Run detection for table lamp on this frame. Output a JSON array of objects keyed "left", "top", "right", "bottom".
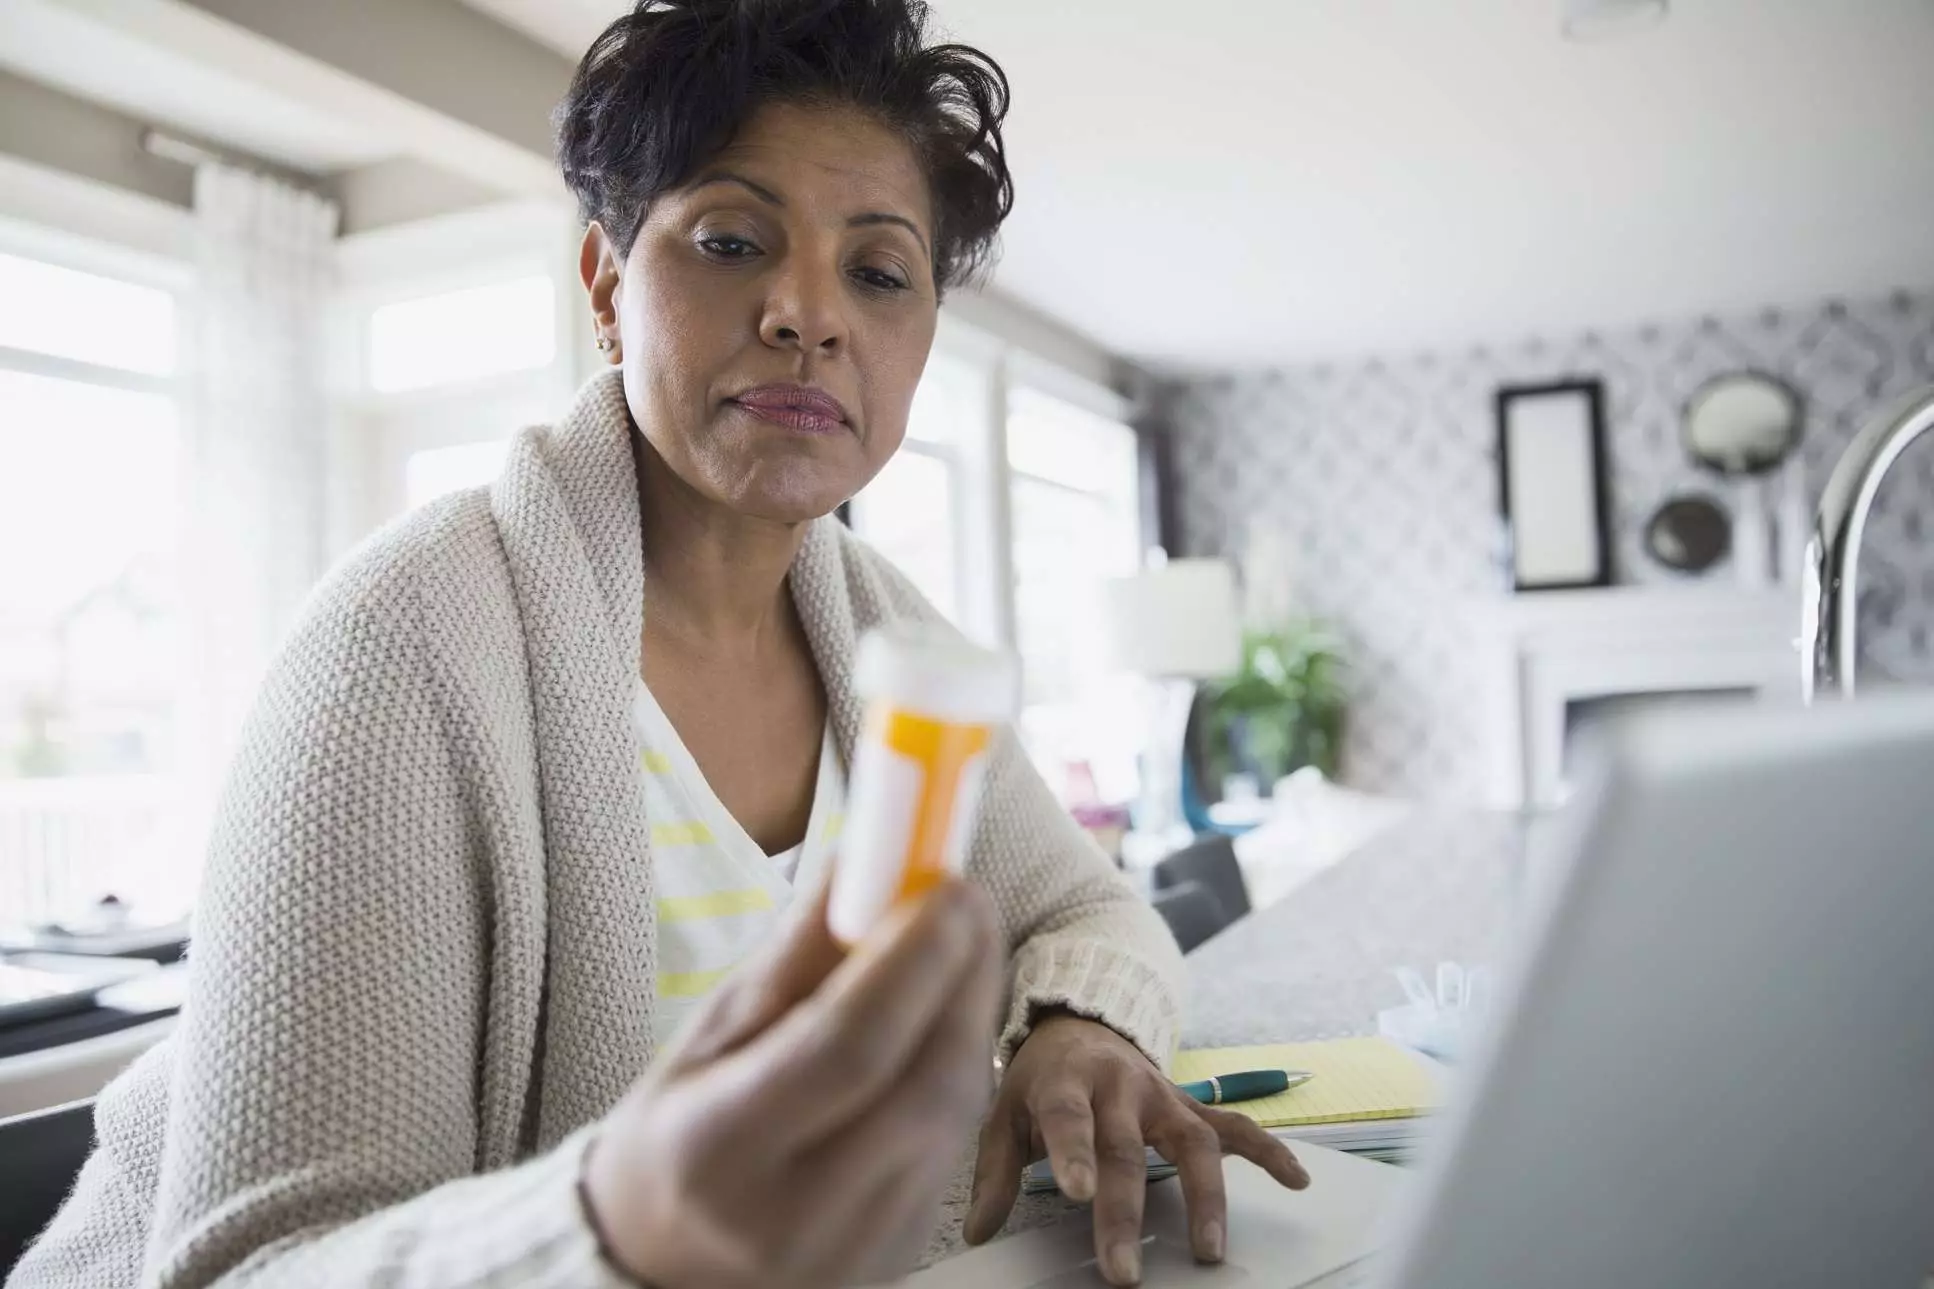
[{"left": 1099, "top": 558, "right": 1242, "bottom": 860}]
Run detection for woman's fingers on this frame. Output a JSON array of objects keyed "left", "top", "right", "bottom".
[
  {"left": 1200, "top": 1106, "right": 1311, "bottom": 1190},
  {"left": 972, "top": 1026, "right": 1115, "bottom": 1246},
  {"left": 1030, "top": 1077, "right": 1100, "bottom": 1202},
  {"left": 831, "top": 1121, "right": 978, "bottom": 1286},
  {"left": 964, "top": 1108, "right": 1028, "bottom": 1245},
  {"left": 602, "top": 878, "right": 1000, "bottom": 1289},
  {"left": 1147, "top": 1110, "right": 1228, "bottom": 1263},
  {"left": 739, "top": 880, "right": 999, "bottom": 1149},
  {"left": 1090, "top": 1101, "right": 1152, "bottom": 1286},
  {"left": 796, "top": 903, "right": 1003, "bottom": 1273}
]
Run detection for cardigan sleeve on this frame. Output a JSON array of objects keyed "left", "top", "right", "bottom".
[
  {"left": 973, "top": 725, "right": 1185, "bottom": 1070},
  {"left": 830, "top": 530, "right": 1185, "bottom": 1070},
  {"left": 10, "top": 525, "right": 627, "bottom": 1289}
]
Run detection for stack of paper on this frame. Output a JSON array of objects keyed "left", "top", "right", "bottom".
[
  {"left": 1021, "top": 1037, "right": 1440, "bottom": 1193},
  {"left": 1173, "top": 1037, "right": 1442, "bottom": 1163}
]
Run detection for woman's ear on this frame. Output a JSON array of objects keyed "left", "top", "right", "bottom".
[{"left": 580, "top": 220, "right": 624, "bottom": 363}]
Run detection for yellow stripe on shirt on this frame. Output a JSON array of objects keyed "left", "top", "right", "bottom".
[
  {"left": 658, "top": 888, "right": 775, "bottom": 923},
  {"left": 640, "top": 749, "right": 674, "bottom": 775},
  {"left": 658, "top": 966, "right": 735, "bottom": 998},
  {"left": 651, "top": 820, "right": 715, "bottom": 847}
]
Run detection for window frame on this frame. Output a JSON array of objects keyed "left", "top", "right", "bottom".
[
  {"left": 854, "top": 314, "right": 1148, "bottom": 655},
  {"left": 330, "top": 202, "right": 587, "bottom": 541},
  {"left": 0, "top": 215, "right": 189, "bottom": 399},
  {"left": 0, "top": 160, "right": 195, "bottom": 299},
  {"left": 363, "top": 271, "right": 560, "bottom": 397},
  {"left": 0, "top": 341, "right": 175, "bottom": 399},
  {"left": 333, "top": 200, "right": 587, "bottom": 408},
  {"left": 1001, "top": 376, "right": 1147, "bottom": 784},
  {"left": 847, "top": 341, "right": 1000, "bottom": 630}
]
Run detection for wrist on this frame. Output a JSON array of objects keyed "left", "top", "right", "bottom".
[
  {"left": 1016, "top": 1007, "right": 1104, "bottom": 1052},
  {"left": 1016, "top": 1007, "right": 1154, "bottom": 1066}
]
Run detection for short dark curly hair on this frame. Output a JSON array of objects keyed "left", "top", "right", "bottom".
[{"left": 555, "top": 0, "right": 1013, "bottom": 294}]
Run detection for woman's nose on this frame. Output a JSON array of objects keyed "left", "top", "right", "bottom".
[{"left": 759, "top": 261, "right": 849, "bottom": 355}]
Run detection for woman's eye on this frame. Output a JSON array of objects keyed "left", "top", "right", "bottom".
[
  {"left": 698, "top": 235, "right": 760, "bottom": 260},
  {"left": 853, "top": 266, "right": 909, "bottom": 292}
]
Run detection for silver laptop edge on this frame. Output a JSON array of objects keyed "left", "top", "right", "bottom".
[{"left": 1378, "top": 693, "right": 1934, "bottom": 1289}]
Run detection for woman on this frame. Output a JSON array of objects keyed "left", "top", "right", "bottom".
[{"left": 11, "top": 2, "right": 1305, "bottom": 1286}]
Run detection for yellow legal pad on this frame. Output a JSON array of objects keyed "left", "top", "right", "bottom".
[{"left": 1172, "top": 1037, "right": 1440, "bottom": 1128}]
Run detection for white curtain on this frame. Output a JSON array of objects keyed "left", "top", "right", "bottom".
[{"left": 179, "top": 164, "right": 339, "bottom": 845}]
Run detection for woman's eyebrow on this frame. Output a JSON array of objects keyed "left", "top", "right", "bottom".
[
  {"left": 689, "top": 170, "right": 785, "bottom": 207},
  {"left": 688, "top": 170, "right": 931, "bottom": 256},
  {"left": 847, "top": 211, "right": 930, "bottom": 257}
]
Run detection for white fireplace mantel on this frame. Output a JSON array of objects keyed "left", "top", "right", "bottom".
[{"left": 1471, "top": 584, "right": 1803, "bottom": 809}]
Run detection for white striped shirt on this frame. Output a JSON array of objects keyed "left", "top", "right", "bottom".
[{"left": 633, "top": 679, "right": 845, "bottom": 1045}]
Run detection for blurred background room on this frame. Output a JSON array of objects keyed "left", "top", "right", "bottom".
[{"left": 1, "top": 0, "right": 1931, "bottom": 950}]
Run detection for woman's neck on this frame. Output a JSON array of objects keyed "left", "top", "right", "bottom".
[{"left": 632, "top": 434, "right": 807, "bottom": 647}]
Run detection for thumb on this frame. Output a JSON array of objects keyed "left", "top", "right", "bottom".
[{"left": 663, "top": 865, "right": 846, "bottom": 1070}]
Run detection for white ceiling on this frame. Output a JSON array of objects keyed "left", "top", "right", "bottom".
[
  {"left": 0, "top": 0, "right": 394, "bottom": 172},
  {"left": 479, "top": 0, "right": 1934, "bottom": 368},
  {"left": 463, "top": 0, "right": 613, "bottom": 59}
]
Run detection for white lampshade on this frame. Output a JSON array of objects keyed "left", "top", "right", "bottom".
[{"left": 1099, "top": 558, "right": 1242, "bottom": 680}]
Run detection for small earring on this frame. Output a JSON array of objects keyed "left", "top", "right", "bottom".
[{"left": 595, "top": 335, "right": 615, "bottom": 352}]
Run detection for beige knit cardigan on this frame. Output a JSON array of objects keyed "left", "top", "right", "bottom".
[{"left": 9, "top": 370, "right": 1182, "bottom": 1289}]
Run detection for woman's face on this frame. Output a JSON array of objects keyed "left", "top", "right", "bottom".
[{"left": 583, "top": 100, "right": 939, "bottom": 524}]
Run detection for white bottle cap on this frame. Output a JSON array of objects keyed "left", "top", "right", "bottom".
[{"left": 854, "top": 625, "right": 1019, "bottom": 725}]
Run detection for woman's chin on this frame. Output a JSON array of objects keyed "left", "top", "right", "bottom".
[
  {"left": 687, "top": 431, "right": 873, "bottom": 527},
  {"left": 727, "top": 481, "right": 851, "bottom": 527}
]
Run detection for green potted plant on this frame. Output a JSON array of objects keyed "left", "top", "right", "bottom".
[{"left": 1199, "top": 620, "right": 1347, "bottom": 795}]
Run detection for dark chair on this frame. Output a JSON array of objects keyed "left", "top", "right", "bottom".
[
  {"left": 1151, "top": 835, "right": 1252, "bottom": 923},
  {"left": 1150, "top": 880, "right": 1233, "bottom": 954},
  {"left": 1, "top": 1099, "right": 94, "bottom": 1277}
]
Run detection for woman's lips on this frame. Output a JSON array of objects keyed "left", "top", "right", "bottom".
[{"left": 730, "top": 384, "right": 851, "bottom": 435}]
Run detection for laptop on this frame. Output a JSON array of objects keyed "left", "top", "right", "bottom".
[{"left": 911, "top": 692, "right": 1934, "bottom": 1287}]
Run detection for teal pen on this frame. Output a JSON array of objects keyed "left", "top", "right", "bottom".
[{"left": 1177, "top": 1068, "right": 1312, "bottom": 1106}]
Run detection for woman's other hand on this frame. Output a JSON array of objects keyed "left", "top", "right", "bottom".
[
  {"left": 964, "top": 1014, "right": 1311, "bottom": 1287},
  {"left": 583, "top": 878, "right": 1003, "bottom": 1289}
]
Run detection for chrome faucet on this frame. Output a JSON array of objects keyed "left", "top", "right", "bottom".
[{"left": 1800, "top": 387, "right": 1934, "bottom": 702}]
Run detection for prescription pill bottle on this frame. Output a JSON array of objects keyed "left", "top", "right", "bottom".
[{"left": 827, "top": 625, "right": 1019, "bottom": 946}]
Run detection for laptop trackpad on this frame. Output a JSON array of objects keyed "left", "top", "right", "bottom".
[
  {"left": 900, "top": 1148, "right": 1402, "bottom": 1288},
  {"left": 1025, "top": 1235, "right": 1255, "bottom": 1286}
]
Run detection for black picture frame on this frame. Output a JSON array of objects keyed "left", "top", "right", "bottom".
[{"left": 1496, "top": 379, "right": 1613, "bottom": 592}]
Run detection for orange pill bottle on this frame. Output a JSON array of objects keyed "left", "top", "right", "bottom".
[{"left": 827, "top": 626, "right": 1019, "bottom": 946}]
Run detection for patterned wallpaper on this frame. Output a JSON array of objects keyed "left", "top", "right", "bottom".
[{"left": 1156, "top": 290, "right": 1934, "bottom": 801}]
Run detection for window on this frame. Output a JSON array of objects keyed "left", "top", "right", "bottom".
[
  {"left": 852, "top": 449, "right": 958, "bottom": 620},
  {"left": 1007, "top": 387, "right": 1142, "bottom": 702},
  {"left": 1005, "top": 387, "right": 1144, "bottom": 796},
  {"left": 346, "top": 256, "right": 570, "bottom": 535},
  {"left": 849, "top": 345, "right": 1149, "bottom": 802},
  {"left": 368, "top": 274, "right": 555, "bottom": 393},
  {"left": 0, "top": 252, "right": 183, "bottom": 925},
  {"left": 0, "top": 252, "right": 176, "bottom": 377},
  {"left": 849, "top": 361, "right": 978, "bottom": 622}
]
